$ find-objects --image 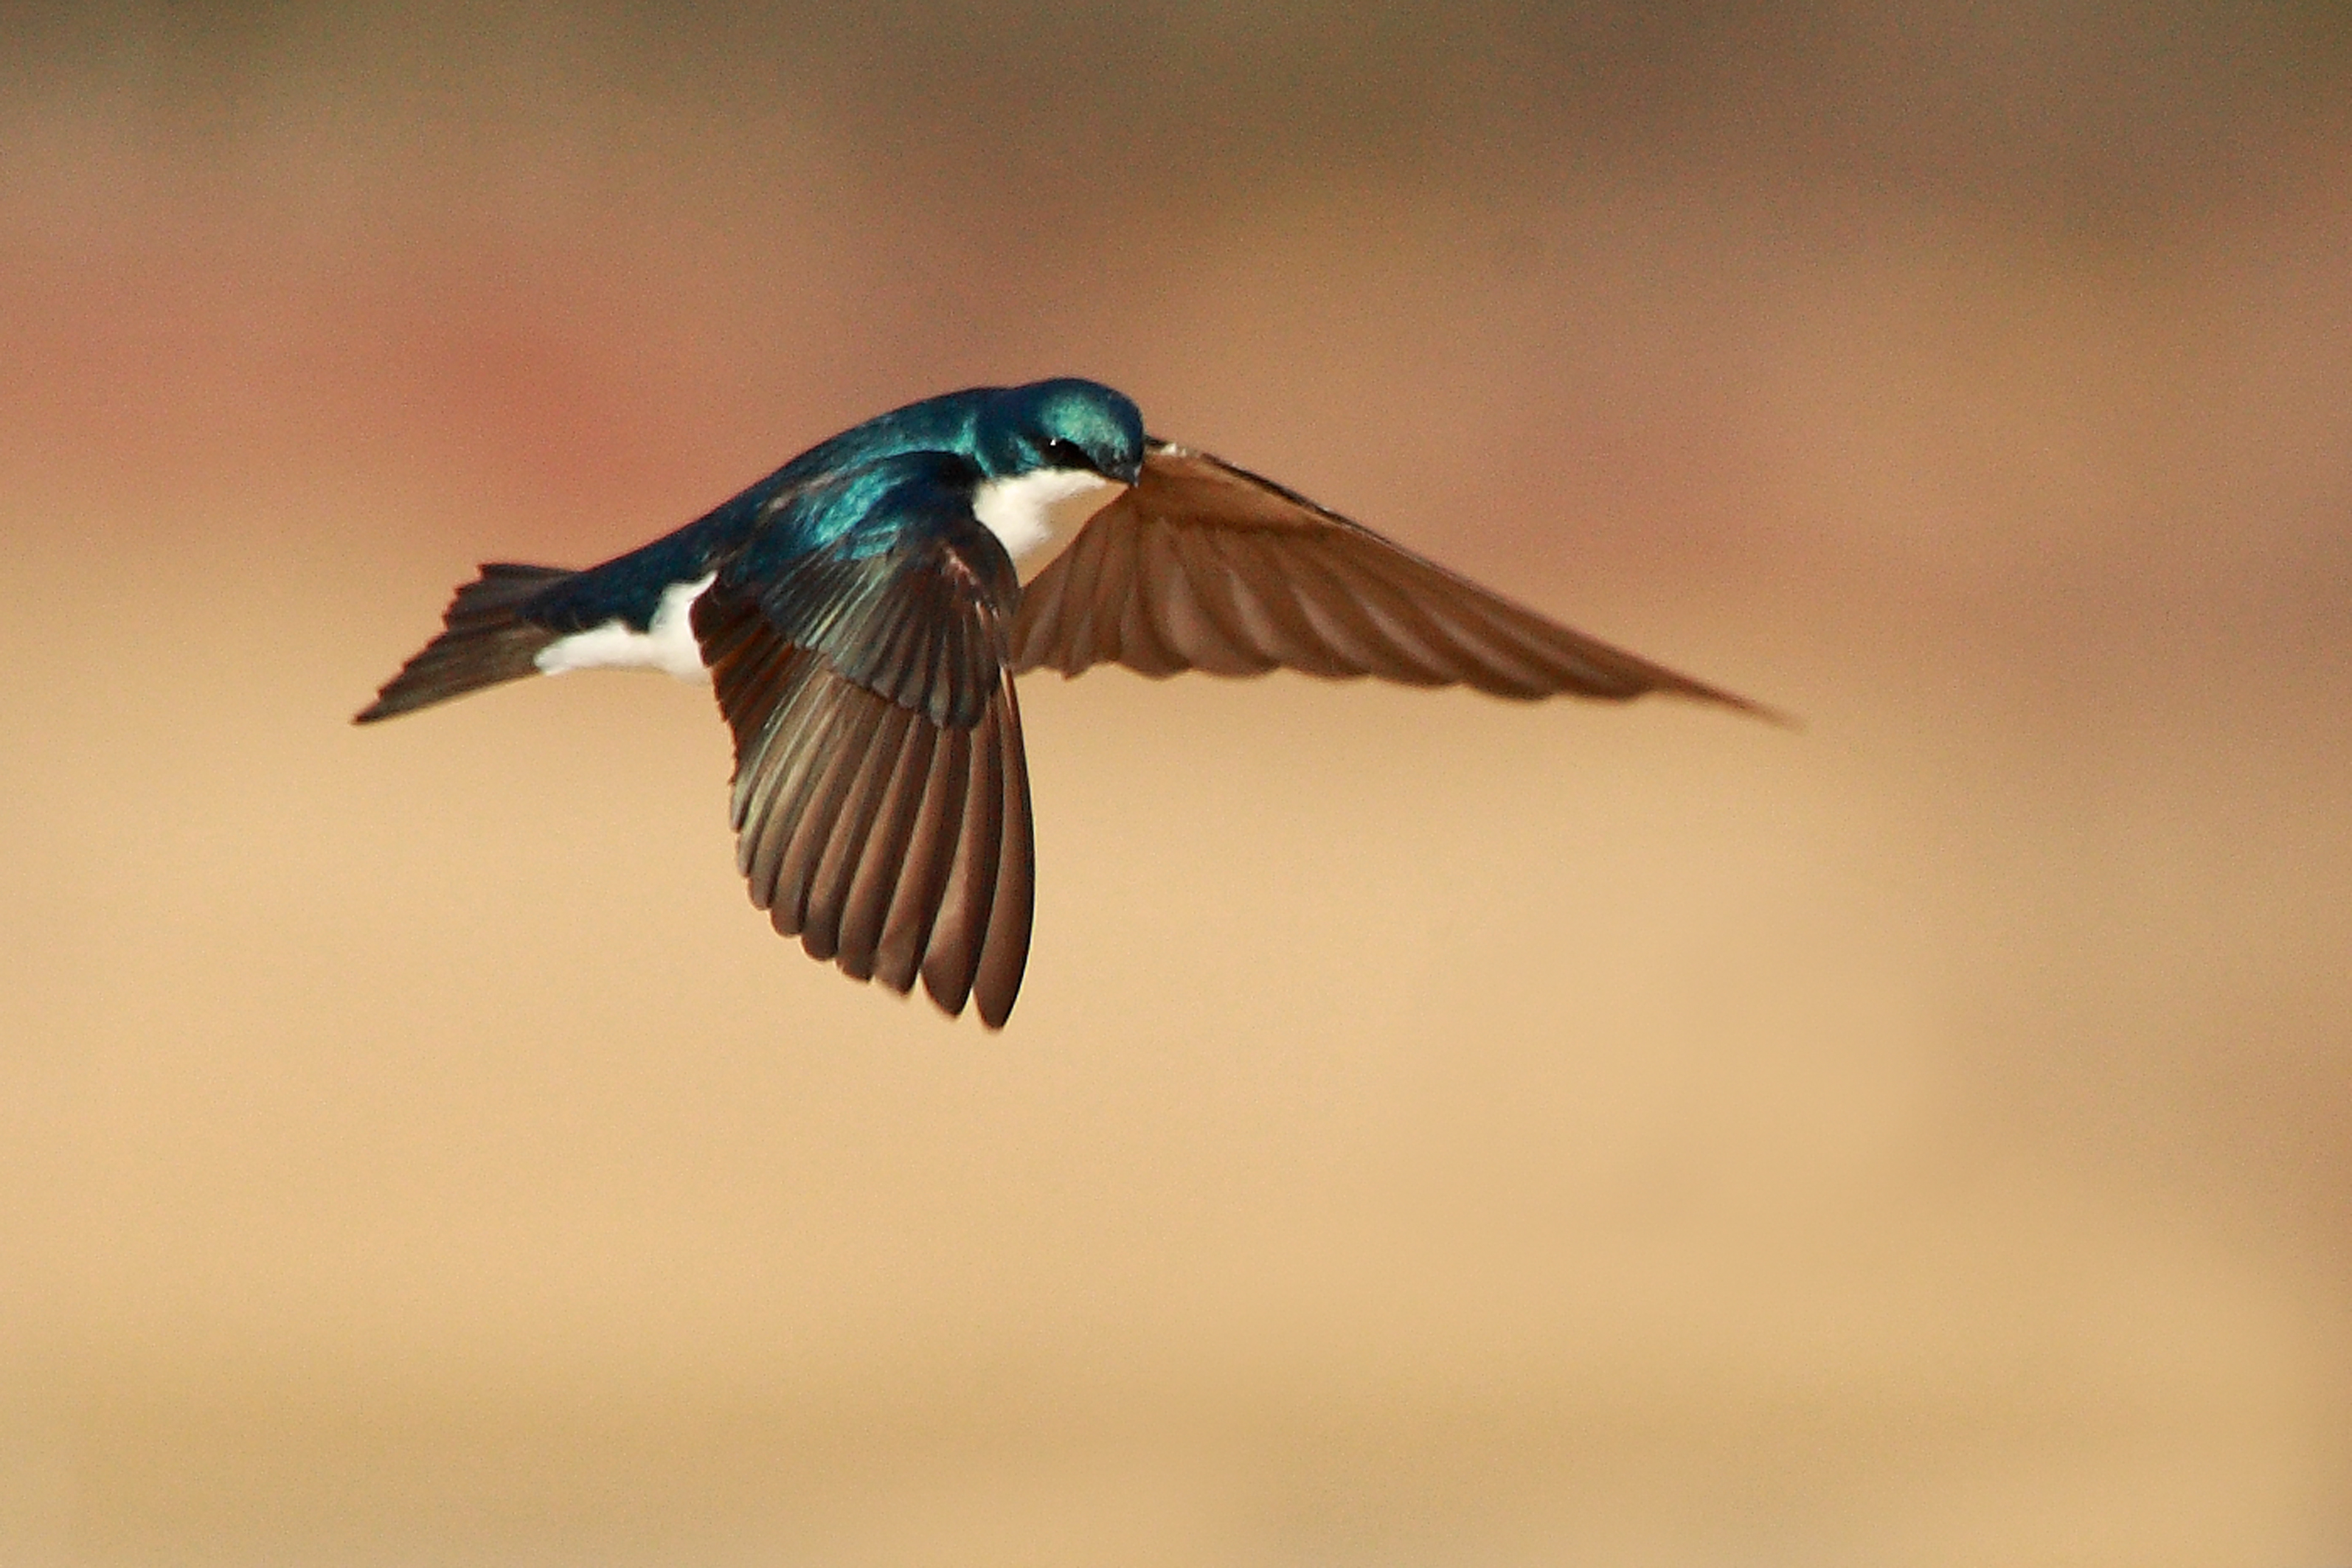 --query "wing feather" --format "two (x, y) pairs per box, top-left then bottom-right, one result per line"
(973, 675), (1035, 1030)
(1162, 524), (1277, 676)
(1010, 442), (1777, 718)
(798, 699), (909, 961)
(1164, 526), (1256, 665)
(1068, 504), (1134, 673)
(836, 712), (938, 982)
(876, 722), (970, 993)
(919, 694), (1005, 1019)
(695, 508), (1037, 1027)
(769, 686), (889, 940)
(1114, 518), (1187, 677)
